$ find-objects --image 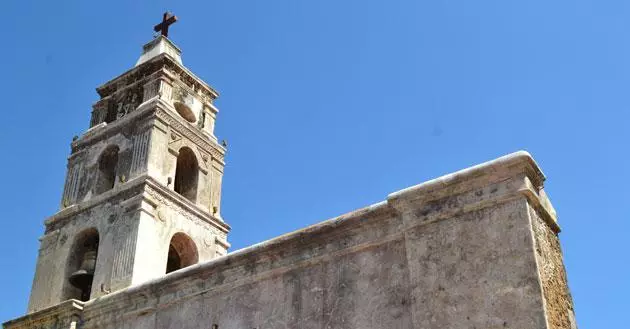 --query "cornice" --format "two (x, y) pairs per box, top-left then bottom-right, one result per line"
(387, 151), (546, 212)
(144, 176), (230, 233)
(154, 103), (226, 163)
(96, 54), (219, 102)
(163, 54), (219, 99)
(71, 99), (156, 153)
(71, 98), (225, 163)
(45, 175), (148, 228)
(3, 300), (84, 329)
(44, 174), (230, 234)
(96, 56), (164, 98)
